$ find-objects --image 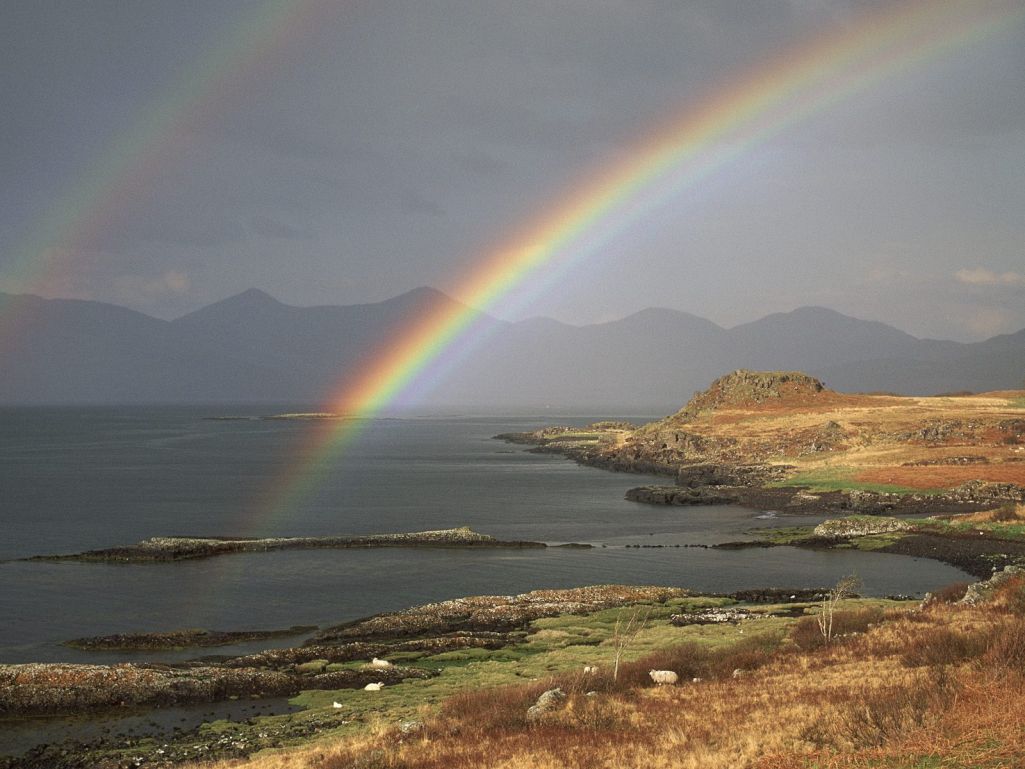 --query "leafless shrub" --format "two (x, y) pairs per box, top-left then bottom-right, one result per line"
(900, 626), (989, 668)
(833, 667), (957, 747)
